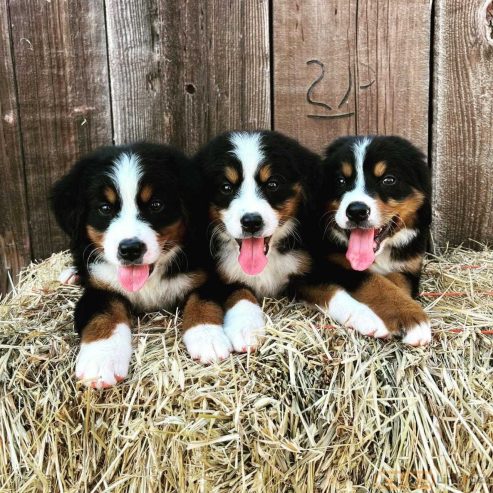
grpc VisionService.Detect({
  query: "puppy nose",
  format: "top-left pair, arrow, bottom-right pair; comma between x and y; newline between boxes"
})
240,213 -> 264,234
118,238 -> 147,262
346,202 -> 370,223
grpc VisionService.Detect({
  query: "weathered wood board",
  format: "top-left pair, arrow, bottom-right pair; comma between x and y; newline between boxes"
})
105,0 -> 271,153
273,0 -> 431,154
9,0 -> 112,259
0,0 -> 31,293
432,0 -> 493,246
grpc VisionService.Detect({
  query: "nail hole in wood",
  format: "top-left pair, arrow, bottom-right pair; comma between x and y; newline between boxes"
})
185,84 -> 196,94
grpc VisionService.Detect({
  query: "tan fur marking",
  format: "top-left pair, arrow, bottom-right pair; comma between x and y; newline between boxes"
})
373,161 -> 387,177
225,166 -> 239,184
224,289 -> 258,310
258,164 -> 272,183
182,293 -> 224,330
277,183 -> 302,224
376,190 -> 425,229
158,219 -> 186,248
276,184 -> 302,223
342,162 -> 353,178
87,225 -> 104,248
297,284 -> 340,306
81,300 -> 130,343
209,205 -> 222,224
326,199 -> 341,215
104,187 -> 117,204
351,274 -> 428,336
327,252 -> 351,269
385,272 -> 413,295
140,184 -> 153,203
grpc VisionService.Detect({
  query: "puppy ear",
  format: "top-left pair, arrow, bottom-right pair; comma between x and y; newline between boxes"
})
50,162 -> 85,239
323,136 -> 353,162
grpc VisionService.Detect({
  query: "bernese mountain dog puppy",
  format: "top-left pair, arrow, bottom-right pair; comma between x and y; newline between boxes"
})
51,143 -> 232,388
193,130 -> 321,354
300,135 -> 432,346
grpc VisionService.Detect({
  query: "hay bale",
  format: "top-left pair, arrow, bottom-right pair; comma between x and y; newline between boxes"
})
1,247 -> 492,492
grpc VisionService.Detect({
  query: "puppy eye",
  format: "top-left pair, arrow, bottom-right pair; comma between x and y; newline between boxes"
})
337,176 -> 346,186
149,199 -> 164,212
98,203 -> 113,216
382,175 -> 397,186
266,179 -> 279,191
220,183 -> 234,195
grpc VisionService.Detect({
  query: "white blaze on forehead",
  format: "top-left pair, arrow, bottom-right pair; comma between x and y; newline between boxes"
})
109,152 -> 142,215
335,136 -> 381,228
102,152 -> 160,265
229,131 -> 265,176
223,132 -> 278,238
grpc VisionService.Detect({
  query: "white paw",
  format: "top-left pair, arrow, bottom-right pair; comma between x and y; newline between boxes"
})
59,267 -> 80,285
328,290 -> 390,339
402,321 -> 432,346
75,323 -> 132,389
224,300 -> 265,352
183,324 -> 232,364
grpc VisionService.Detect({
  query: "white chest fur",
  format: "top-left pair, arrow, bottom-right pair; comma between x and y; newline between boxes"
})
90,252 -> 195,312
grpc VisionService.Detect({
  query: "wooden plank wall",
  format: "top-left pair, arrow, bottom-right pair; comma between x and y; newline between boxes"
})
1,0 -> 493,294
273,0 -> 431,154
432,0 -> 493,246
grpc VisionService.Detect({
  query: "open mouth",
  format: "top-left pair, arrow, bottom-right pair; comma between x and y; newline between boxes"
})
236,236 -> 271,255
235,236 -> 272,276
343,216 -> 398,271
117,263 -> 154,292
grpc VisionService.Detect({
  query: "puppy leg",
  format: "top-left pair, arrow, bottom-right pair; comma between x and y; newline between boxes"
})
350,275 -> 431,346
298,284 -> 389,339
182,293 -> 232,364
223,289 -> 265,353
74,289 -> 132,389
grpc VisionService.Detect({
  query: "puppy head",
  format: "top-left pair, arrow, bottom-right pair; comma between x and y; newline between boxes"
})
51,143 -> 189,290
196,130 -> 320,275
322,135 -> 431,270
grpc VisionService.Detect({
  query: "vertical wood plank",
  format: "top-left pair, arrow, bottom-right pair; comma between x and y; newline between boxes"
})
105,0 -> 271,153
273,0 -> 431,154
355,0 -> 431,152
9,0 -> 112,259
432,0 -> 493,246
0,0 -> 30,294
273,0 -> 357,153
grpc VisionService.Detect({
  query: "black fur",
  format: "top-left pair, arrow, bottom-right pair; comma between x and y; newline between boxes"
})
311,135 -> 432,297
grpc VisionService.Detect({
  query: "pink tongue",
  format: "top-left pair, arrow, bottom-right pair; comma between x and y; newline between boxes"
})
238,237 -> 268,275
346,229 -> 376,271
117,264 -> 150,292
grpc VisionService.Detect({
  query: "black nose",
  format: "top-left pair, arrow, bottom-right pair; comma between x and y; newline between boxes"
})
240,213 -> 264,234
346,202 -> 370,223
118,238 -> 147,262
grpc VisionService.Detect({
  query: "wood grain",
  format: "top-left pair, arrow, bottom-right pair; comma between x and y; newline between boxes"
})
0,0 -> 30,294
432,0 -> 493,246
105,0 -> 271,153
9,0 -> 112,259
273,0 -> 430,154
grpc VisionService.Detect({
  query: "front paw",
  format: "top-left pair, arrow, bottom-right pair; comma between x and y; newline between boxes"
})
59,266 -> 80,285
75,323 -> 132,389
328,290 -> 390,339
401,320 -> 432,346
223,300 -> 266,352
183,324 -> 233,364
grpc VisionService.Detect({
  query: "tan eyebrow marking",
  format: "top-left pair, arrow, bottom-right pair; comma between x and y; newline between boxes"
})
140,184 -> 153,202
258,164 -> 272,183
374,161 -> 387,177
225,166 -> 240,184
104,187 -> 117,204
342,162 -> 353,178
